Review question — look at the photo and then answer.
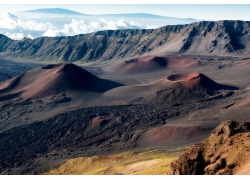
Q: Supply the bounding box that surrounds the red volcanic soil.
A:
[167,72,235,90]
[167,72,200,81]
[116,55,168,74]
[146,72,238,106]
[136,125,207,146]
[166,57,199,69]
[0,63,123,101]
[115,56,199,74]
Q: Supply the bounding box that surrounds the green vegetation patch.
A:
[42,150,179,175]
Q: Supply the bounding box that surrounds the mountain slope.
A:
[0,20,250,62]
[23,8,84,15]
[115,55,168,74]
[0,63,123,101]
[146,72,238,106]
[169,120,250,175]
[95,13,192,19]
[22,8,197,20]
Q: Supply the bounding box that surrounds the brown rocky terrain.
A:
[0,20,250,62]
[0,63,123,101]
[0,19,250,175]
[0,58,43,83]
[169,120,250,175]
[0,60,248,175]
[114,55,168,74]
[146,72,238,106]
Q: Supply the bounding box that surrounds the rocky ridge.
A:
[0,20,249,62]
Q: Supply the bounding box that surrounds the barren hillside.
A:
[0,20,250,62]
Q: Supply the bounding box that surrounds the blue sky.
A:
[0,3,249,21]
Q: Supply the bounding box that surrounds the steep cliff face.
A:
[178,20,250,55]
[0,20,250,62]
[169,120,250,175]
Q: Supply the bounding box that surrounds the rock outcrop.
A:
[169,120,250,175]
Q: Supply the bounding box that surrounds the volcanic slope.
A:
[114,55,168,74]
[112,55,199,74]
[0,67,245,174]
[146,72,238,106]
[0,20,250,62]
[0,63,123,101]
[169,120,250,175]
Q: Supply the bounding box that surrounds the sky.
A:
[0,1,249,21]
[0,1,249,40]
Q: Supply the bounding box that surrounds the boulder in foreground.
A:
[169,120,250,175]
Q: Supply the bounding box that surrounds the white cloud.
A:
[0,12,56,32]
[89,21,101,29]
[146,25,157,29]
[0,12,157,39]
[57,18,153,37]
[5,32,24,40]
[0,12,18,29]
[99,19,117,30]
[61,19,89,35]
[27,34,34,39]
[130,21,142,26]
[0,29,24,40]
[116,20,127,27]
[59,18,135,37]
[42,29,60,37]
[20,20,55,31]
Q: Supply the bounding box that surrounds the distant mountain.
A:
[98,13,198,21]
[21,8,198,21]
[97,13,164,18]
[23,8,85,15]
[0,20,249,62]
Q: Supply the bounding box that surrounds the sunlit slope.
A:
[42,150,179,175]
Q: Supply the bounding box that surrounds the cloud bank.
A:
[0,12,156,40]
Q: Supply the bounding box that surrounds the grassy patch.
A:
[42,150,179,175]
